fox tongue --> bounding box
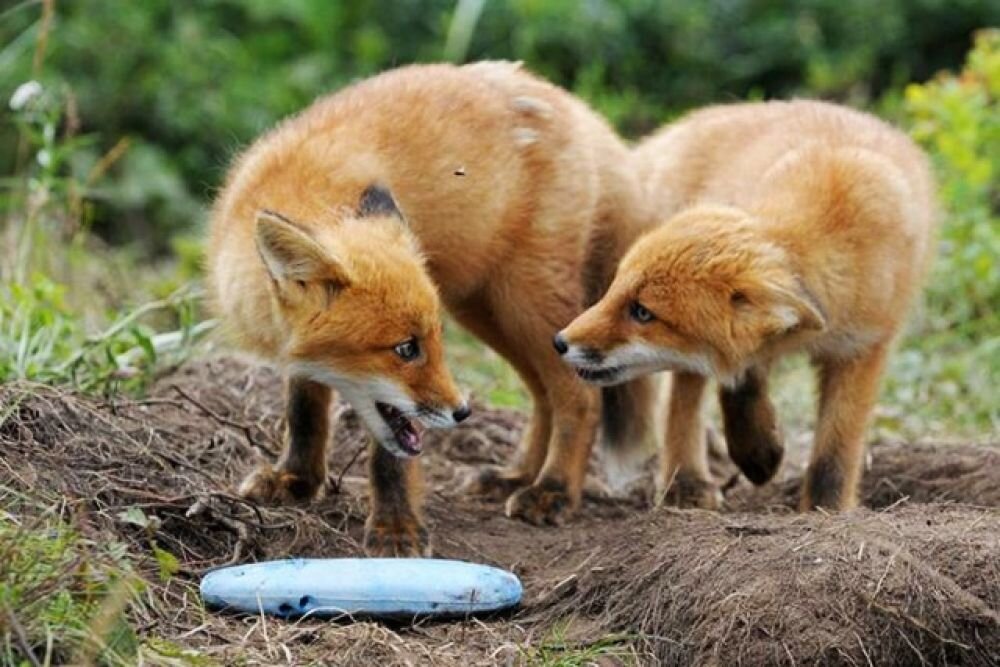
[376,402,423,456]
[398,425,421,454]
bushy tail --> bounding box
[599,374,662,490]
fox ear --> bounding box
[735,278,826,337]
[358,185,404,223]
[763,282,825,335]
[255,210,352,289]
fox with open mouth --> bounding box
[209,190,468,556]
[207,60,657,554]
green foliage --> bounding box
[878,29,1000,435]
[1,1,996,251]
[905,29,999,326]
[0,59,210,394]
[479,0,999,132]
[518,623,639,666]
[0,494,142,666]
[0,274,204,393]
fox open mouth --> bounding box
[574,366,623,383]
[376,402,422,456]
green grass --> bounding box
[0,490,141,666]
[1,65,209,394]
[444,320,528,410]
[518,622,640,666]
[0,489,214,667]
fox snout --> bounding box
[415,399,471,427]
[554,304,619,364]
[553,332,605,364]
[452,403,471,422]
[427,371,470,426]
[553,323,628,386]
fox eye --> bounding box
[629,301,655,324]
[394,337,420,362]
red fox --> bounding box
[207,62,655,554]
[556,100,936,511]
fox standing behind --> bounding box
[206,62,655,555]
[557,100,936,511]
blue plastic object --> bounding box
[200,558,523,619]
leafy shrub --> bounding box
[0,75,208,393]
[905,28,999,327]
[1,1,996,251]
[878,29,999,435]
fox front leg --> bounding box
[364,442,430,557]
[239,376,331,503]
[802,344,889,511]
[658,372,722,510]
[718,363,784,485]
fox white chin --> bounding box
[290,362,453,459]
[565,341,718,386]
[570,363,656,387]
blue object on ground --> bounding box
[200,558,523,619]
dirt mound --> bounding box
[1,355,997,665]
[531,508,999,665]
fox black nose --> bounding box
[552,333,569,355]
[452,403,471,423]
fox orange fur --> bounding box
[557,100,936,511]
[207,62,655,554]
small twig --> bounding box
[3,605,41,667]
[150,450,219,485]
[872,546,903,600]
[332,443,367,494]
[865,595,972,650]
[879,495,911,513]
[186,496,251,567]
[171,384,277,457]
[855,630,875,667]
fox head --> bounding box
[556,205,826,386]
[255,186,469,458]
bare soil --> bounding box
[1,356,997,665]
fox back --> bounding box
[564,100,936,380]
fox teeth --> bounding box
[376,402,422,456]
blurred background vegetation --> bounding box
[1,0,997,430]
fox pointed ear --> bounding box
[760,281,826,335]
[255,210,352,289]
[358,185,404,223]
[735,277,826,337]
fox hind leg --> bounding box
[452,298,552,498]
[239,375,331,503]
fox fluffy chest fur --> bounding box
[558,100,936,511]
[207,62,653,555]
